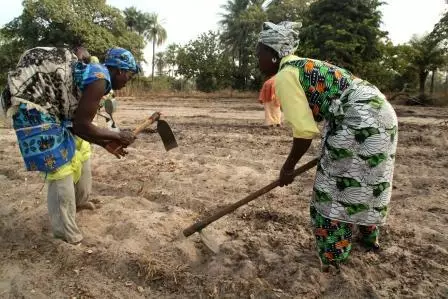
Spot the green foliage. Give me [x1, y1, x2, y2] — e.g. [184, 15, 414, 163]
[408, 11, 448, 97]
[0, 33, 23, 86]
[2, 0, 145, 59]
[266, 0, 314, 23]
[122, 9, 167, 80]
[299, 0, 386, 74]
[0, 0, 145, 87]
[294, 0, 444, 95]
[218, 0, 312, 90]
[145, 13, 167, 81]
[164, 43, 179, 77]
[361, 42, 418, 92]
[220, 0, 267, 90]
[155, 52, 166, 76]
[407, 35, 446, 96]
[3, 0, 446, 96]
[123, 7, 150, 35]
[430, 10, 448, 47]
[176, 31, 233, 92]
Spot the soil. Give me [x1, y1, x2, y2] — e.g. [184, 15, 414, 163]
[0, 97, 447, 298]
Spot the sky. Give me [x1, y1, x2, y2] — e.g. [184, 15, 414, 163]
[1, 0, 447, 72]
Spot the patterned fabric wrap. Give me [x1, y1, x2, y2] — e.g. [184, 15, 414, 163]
[7, 47, 78, 120]
[312, 79, 398, 225]
[310, 206, 379, 266]
[8, 47, 110, 173]
[279, 57, 398, 225]
[259, 21, 301, 58]
[280, 58, 356, 122]
[73, 62, 112, 95]
[104, 47, 140, 73]
[13, 103, 75, 172]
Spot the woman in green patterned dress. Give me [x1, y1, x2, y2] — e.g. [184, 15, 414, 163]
[256, 22, 398, 269]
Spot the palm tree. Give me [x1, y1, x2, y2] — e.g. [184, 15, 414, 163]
[220, 0, 265, 89]
[165, 43, 179, 77]
[123, 7, 147, 35]
[145, 13, 167, 81]
[265, 0, 314, 23]
[408, 35, 446, 97]
[155, 52, 166, 76]
[430, 10, 448, 47]
[220, 0, 250, 64]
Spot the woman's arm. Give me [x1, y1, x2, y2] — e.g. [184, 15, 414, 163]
[72, 80, 135, 147]
[274, 64, 319, 186]
[280, 138, 312, 186]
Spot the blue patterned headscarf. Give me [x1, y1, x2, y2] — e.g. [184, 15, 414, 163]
[104, 47, 140, 73]
[259, 21, 301, 58]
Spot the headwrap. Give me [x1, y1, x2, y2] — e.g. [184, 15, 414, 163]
[258, 21, 301, 58]
[104, 47, 140, 73]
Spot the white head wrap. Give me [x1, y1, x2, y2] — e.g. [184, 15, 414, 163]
[258, 21, 302, 58]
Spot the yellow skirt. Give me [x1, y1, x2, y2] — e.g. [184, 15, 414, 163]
[45, 137, 91, 183]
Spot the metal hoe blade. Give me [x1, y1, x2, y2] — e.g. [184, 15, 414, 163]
[157, 119, 178, 151]
[199, 229, 220, 254]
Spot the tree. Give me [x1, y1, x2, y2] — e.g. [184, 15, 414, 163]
[220, 0, 266, 89]
[299, 0, 387, 76]
[0, 34, 23, 86]
[219, 0, 312, 90]
[165, 43, 179, 77]
[360, 41, 418, 92]
[145, 13, 167, 81]
[430, 10, 448, 48]
[123, 6, 148, 35]
[1, 0, 145, 59]
[266, 0, 314, 23]
[176, 31, 233, 92]
[0, 0, 146, 86]
[220, 0, 252, 63]
[155, 52, 166, 76]
[428, 11, 448, 96]
[407, 35, 445, 97]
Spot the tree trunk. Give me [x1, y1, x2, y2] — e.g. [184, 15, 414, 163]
[152, 39, 156, 82]
[419, 70, 428, 98]
[430, 68, 436, 95]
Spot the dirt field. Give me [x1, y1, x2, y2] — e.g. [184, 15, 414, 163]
[0, 96, 447, 298]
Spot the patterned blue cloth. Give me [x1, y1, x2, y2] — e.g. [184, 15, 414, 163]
[13, 104, 76, 172]
[73, 62, 112, 95]
[104, 47, 140, 73]
[12, 52, 114, 173]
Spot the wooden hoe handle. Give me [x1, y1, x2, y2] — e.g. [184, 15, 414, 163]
[182, 157, 319, 237]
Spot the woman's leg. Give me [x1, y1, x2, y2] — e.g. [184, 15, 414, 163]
[358, 225, 380, 251]
[47, 175, 83, 244]
[75, 158, 94, 211]
[310, 205, 354, 269]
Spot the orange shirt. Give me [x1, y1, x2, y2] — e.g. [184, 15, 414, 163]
[258, 77, 280, 107]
